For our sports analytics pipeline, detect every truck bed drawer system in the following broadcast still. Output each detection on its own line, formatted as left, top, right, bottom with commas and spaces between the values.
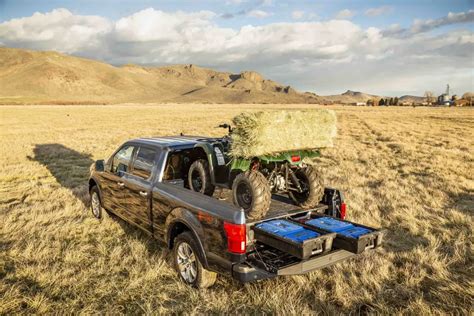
303, 215, 384, 254
253, 220, 335, 260
250, 215, 384, 274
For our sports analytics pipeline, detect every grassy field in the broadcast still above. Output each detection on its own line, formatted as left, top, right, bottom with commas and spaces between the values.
1, 104, 473, 314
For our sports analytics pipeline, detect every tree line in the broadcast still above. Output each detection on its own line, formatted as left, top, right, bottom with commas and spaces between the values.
366, 97, 399, 106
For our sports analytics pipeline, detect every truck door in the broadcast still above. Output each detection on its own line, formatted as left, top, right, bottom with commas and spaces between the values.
121, 145, 159, 233
101, 144, 136, 217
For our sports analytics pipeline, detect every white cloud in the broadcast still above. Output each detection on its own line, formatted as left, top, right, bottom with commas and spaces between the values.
113, 8, 216, 42
365, 6, 393, 17
247, 10, 271, 18
0, 8, 472, 95
291, 10, 305, 20
0, 8, 111, 53
335, 9, 355, 19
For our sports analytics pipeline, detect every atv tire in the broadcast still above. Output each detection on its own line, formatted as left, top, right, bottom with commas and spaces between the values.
188, 159, 215, 196
288, 165, 324, 209
232, 171, 271, 220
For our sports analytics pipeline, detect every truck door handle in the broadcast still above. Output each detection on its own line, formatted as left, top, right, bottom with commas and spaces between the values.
117, 182, 125, 187
139, 191, 148, 197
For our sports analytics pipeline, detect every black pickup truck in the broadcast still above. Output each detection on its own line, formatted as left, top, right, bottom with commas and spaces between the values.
89, 136, 384, 288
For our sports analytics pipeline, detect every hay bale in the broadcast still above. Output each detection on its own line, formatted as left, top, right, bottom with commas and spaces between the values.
230, 110, 337, 158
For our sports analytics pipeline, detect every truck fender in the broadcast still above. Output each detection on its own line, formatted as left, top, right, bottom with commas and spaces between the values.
88, 177, 103, 201
165, 207, 209, 268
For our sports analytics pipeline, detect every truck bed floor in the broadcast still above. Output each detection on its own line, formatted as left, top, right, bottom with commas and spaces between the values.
213, 189, 327, 223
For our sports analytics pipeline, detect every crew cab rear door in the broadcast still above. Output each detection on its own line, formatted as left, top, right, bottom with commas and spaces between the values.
120, 145, 160, 233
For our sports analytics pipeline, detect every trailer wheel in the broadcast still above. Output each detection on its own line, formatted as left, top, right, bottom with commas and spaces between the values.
173, 232, 217, 288
232, 171, 271, 220
288, 166, 324, 209
188, 159, 215, 196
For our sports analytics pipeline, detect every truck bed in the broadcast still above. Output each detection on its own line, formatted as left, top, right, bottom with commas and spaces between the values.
213, 188, 328, 223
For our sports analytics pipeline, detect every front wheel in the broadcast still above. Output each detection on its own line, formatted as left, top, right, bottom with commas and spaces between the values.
173, 232, 217, 288
90, 186, 103, 219
232, 171, 271, 220
288, 166, 324, 209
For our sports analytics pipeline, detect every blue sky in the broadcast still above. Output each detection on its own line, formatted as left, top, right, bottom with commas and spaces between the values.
0, 0, 473, 95
1, 0, 472, 26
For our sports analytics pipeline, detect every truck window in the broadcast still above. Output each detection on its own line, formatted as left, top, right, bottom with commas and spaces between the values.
163, 152, 183, 180
131, 146, 157, 179
111, 145, 135, 175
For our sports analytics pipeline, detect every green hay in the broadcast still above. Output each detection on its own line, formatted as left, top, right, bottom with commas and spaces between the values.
230, 110, 337, 158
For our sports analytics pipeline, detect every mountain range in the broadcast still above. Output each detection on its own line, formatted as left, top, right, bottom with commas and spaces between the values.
0, 47, 436, 105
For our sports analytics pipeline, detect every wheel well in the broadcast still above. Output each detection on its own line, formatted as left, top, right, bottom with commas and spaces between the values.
88, 179, 97, 192
167, 220, 209, 268
168, 222, 191, 249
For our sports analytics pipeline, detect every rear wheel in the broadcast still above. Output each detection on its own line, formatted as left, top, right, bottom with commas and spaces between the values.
288, 166, 324, 209
188, 159, 215, 196
232, 171, 271, 220
173, 232, 217, 288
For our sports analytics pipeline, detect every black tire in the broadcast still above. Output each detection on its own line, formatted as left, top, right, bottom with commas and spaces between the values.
173, 232, 217, 288
188, 159, 215, 196
90, 186, 103, 219
288, 165, 324, 209
232, 171, 271, 220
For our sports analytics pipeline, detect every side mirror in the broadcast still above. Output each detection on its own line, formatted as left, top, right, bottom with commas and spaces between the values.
95, 159, 105, 172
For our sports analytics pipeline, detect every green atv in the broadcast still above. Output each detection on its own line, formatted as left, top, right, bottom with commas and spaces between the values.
187, 124, 324, 219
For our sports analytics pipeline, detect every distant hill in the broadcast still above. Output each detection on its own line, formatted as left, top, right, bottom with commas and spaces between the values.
323, 90, 382, 104
462, 92, 473, 99
399, 95, 426, 104
0, 47, 322, 104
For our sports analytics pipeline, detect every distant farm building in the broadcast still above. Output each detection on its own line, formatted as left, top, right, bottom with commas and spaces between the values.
437, 84, 452, 106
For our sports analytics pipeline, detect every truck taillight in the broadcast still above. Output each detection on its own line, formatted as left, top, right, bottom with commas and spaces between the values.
223, 222, 246, 254
340, 202, 347, 220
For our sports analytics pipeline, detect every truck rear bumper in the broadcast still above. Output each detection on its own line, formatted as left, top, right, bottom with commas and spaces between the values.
232, 262, 276, 283
232, 249, 355, 282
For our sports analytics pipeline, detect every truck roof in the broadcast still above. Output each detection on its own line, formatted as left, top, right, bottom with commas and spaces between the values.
130, 136, 219, 149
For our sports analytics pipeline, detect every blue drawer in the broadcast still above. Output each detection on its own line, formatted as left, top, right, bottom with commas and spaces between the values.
306, 217, 354, 232
256, 220, 304, 236
284, 229, 320, 243
338, 226, 372, 238
253, 219, 336, 259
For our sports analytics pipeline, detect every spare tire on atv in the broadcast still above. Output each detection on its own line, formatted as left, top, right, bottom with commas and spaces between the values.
232, 171, 271, 220
288, 165, 324, 209
188, 159, 215, 196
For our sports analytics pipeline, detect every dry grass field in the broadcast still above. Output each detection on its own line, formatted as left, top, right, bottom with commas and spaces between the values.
1, 104, 473, 314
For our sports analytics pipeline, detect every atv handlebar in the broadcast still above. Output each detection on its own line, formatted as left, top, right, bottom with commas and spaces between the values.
218, 123, 233, 133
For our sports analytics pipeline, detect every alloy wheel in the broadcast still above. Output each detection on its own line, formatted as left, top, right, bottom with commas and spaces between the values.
176, 242, 198, 283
